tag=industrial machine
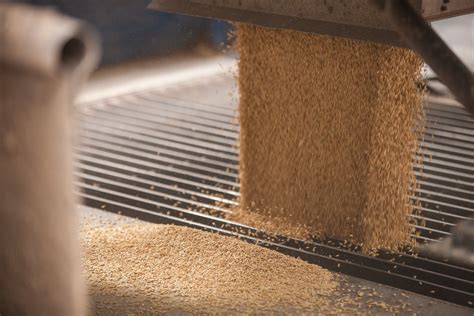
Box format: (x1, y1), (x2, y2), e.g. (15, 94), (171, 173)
(149, 0), (474, 114)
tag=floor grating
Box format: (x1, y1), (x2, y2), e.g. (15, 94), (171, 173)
(76, 70), (473, 307)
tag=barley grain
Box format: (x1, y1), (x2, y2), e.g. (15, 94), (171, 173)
(234, 24), (424, 250)
(81, 220), (414, 314)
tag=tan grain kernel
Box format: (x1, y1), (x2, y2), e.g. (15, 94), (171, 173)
(233, 24), (424, 250)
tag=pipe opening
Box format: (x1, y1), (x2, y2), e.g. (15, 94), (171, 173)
(60, 37), (86, 69)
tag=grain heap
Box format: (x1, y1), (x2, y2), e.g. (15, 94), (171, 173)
(236, 24), (424, 250)
(82, 222), (337, 314)
(81, 219), (417, 314)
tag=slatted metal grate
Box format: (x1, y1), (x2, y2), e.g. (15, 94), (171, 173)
(76, 70), (473, 307)
(414, 101), (474, 243)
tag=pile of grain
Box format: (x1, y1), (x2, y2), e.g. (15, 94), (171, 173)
(82, 222), (337, 314)
(236, 24), (424, 250)
(81, 220), (418, 314)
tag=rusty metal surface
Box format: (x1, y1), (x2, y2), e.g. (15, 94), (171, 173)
(0, 4), (99, 315)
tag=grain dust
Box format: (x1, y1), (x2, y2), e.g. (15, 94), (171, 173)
(235, 24), (424, 250)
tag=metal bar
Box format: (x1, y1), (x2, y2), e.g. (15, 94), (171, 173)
(77, 109), (239, 147)
(149, 0), (474, 47)
(77, 144), (240, 188)
(77, 154), (238, 196)
(80, 122), (239, 165)
(149, 0), (407, 47)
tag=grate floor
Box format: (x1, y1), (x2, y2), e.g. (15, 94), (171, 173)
(76, 67), (473, 307)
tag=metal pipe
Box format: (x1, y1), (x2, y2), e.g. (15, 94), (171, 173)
(0, 4), (100, 315)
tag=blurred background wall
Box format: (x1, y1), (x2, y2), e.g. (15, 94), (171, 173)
(13, 0), (231, 65)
